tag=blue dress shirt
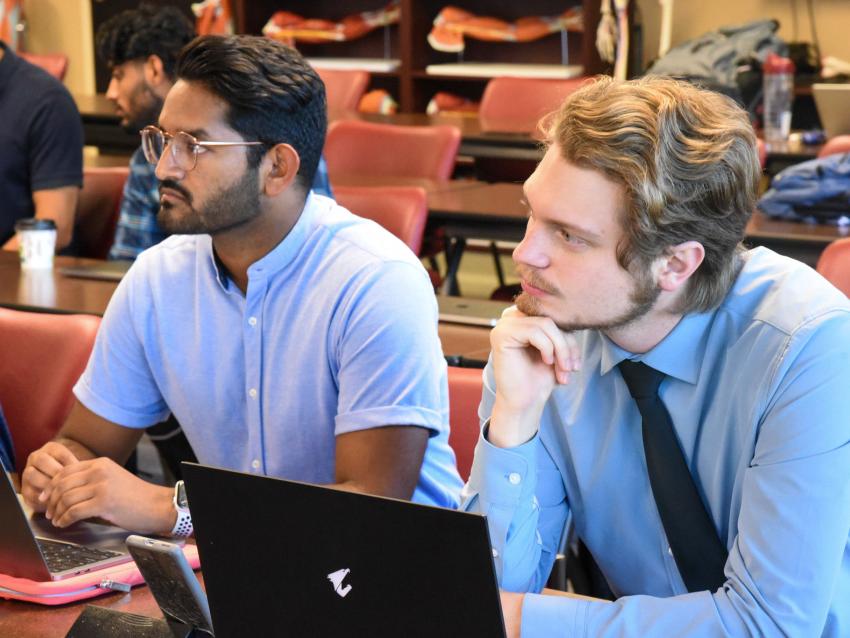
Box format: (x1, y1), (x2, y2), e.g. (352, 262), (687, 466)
(464, 247), (850, 636)
(79, 193), (463, 508)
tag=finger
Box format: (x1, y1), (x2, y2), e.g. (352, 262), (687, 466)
(530, 318), (573, 373)
(52, 498), (98, 528)
(42, 442), (80, 467)
(558, 330), (582, 370)
(20, 466), (52, 510)
(524, 326), (558, 368)
(27, 452), (71, 484)
(501, 305), (526, 319)
(48, 484), (98, 527)
(46, 467), (96, 517)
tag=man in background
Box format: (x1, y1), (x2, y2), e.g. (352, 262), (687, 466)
(0, 40), (81, 251)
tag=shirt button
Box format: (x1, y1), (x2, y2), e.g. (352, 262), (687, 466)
(492, 548), (499, 558)
(668, 546), (674, 557)
(508, 472), (522, 485)
(248, 316), (257, 327)
(251, 459), (260, 470)
(248, 388), (258, 399)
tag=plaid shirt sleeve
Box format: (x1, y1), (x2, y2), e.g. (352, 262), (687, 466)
(108, 147), (169, 261)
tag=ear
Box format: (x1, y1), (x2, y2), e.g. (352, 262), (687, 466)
(261, 143), (301, 197)
(655, 241), (705, 292)
(142, 55), (168, 92)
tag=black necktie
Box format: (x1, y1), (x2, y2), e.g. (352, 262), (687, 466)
(618, 359), (728, 592)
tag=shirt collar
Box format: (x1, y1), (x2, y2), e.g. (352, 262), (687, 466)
(203, 192), (318, 291)
(598, 309), (715, 385)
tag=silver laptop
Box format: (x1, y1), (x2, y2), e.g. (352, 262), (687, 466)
(813, 83), (850, 139)
(437, 295), (509, 327)
(0, 470), (132, 580)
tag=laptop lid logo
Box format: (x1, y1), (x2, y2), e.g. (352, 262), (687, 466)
(327, 568), (352, 598)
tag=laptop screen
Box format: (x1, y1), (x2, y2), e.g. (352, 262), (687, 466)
(183, 463), (506, 638)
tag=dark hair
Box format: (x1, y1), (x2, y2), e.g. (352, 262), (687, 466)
(548, 76), (759, 314)
(175, 35), (327, 192)
(95, 3), (195, 79)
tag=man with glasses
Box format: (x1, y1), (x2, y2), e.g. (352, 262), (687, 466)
(21, 35), (463, 536)
(96, 4), (335, 480)
(96, 4), (332, 262)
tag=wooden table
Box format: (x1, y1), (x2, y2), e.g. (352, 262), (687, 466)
(0, 252), (492, 363)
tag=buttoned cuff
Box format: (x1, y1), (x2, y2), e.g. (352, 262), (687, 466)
(521, 593), (587, 638)
(468, 421), (540, 508)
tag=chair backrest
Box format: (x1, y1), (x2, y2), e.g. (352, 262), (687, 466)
(479, 76), (588, 135)
(19, 52), (68, 81)
(333, 185), (428, 254)
(817, 135), (850, 159)
(315, 68), (370, 113)
(325, 119), (461, 181)
(0, 309), (100, 472)
(816, 237), (850, 297)
(756, 137), (767, 170)
(74, 166), (129, 259)
(447, 366), (484, 481)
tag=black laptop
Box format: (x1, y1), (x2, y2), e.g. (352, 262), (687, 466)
(183, 463), (506, 638)
(0, 470), (132, 580)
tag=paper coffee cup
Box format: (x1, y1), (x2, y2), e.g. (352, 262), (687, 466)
(15, 218), (57, 270)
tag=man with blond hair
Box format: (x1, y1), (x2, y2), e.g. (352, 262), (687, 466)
(464, 76), (850, 636)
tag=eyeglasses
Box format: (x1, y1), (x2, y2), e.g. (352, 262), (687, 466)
(140, 125), (266, 172)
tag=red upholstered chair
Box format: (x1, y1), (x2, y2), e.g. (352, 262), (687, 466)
(447, 366), (484, 481)
(478, 76), (588, 134)
(333, 185), (428, 254)
(817, 135), (850, 159)
(74, 166), (129, 259)
(816, 238), (850, 297)
(315, 68), (370, 113)
(325, 119), (461, 180)
(0, 309), (100, 472)
(19, 52), (68, 81)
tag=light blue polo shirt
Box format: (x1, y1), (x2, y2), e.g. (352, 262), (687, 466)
(75, 194), (463, 508)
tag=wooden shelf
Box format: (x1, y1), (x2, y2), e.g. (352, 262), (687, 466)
(229, 0), (605, 112)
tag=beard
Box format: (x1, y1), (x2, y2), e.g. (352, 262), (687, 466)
(120, 83), (164, 134)
(515, 264), (661, 333)
(157, 165), (262, 236)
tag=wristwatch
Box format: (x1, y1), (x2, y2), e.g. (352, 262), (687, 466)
(170, 480), (193, 537)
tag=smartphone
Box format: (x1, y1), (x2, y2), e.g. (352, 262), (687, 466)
(126, 535), (214, 636)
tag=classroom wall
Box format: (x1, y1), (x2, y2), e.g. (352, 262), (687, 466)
(20, 0), (95, 94)
(637, 0), (850, 70)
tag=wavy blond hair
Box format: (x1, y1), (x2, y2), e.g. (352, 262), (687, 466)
(547, 76), (760, 313)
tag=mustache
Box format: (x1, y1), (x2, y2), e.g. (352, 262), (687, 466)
(515, 266), (558, 295)
(159, 180), (192, 203)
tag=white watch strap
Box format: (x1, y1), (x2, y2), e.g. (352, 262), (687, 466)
(171, 509), (193, 537)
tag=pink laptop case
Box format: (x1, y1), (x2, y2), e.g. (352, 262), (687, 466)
(0, 543), (200, 605)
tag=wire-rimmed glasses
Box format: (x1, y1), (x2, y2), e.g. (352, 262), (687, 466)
(140, 125), (266, 171)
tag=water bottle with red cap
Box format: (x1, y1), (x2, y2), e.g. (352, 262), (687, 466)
(762, 52), (795, 143)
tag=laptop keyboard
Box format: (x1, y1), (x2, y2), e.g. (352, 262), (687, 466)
(37, 537), (123, 573)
